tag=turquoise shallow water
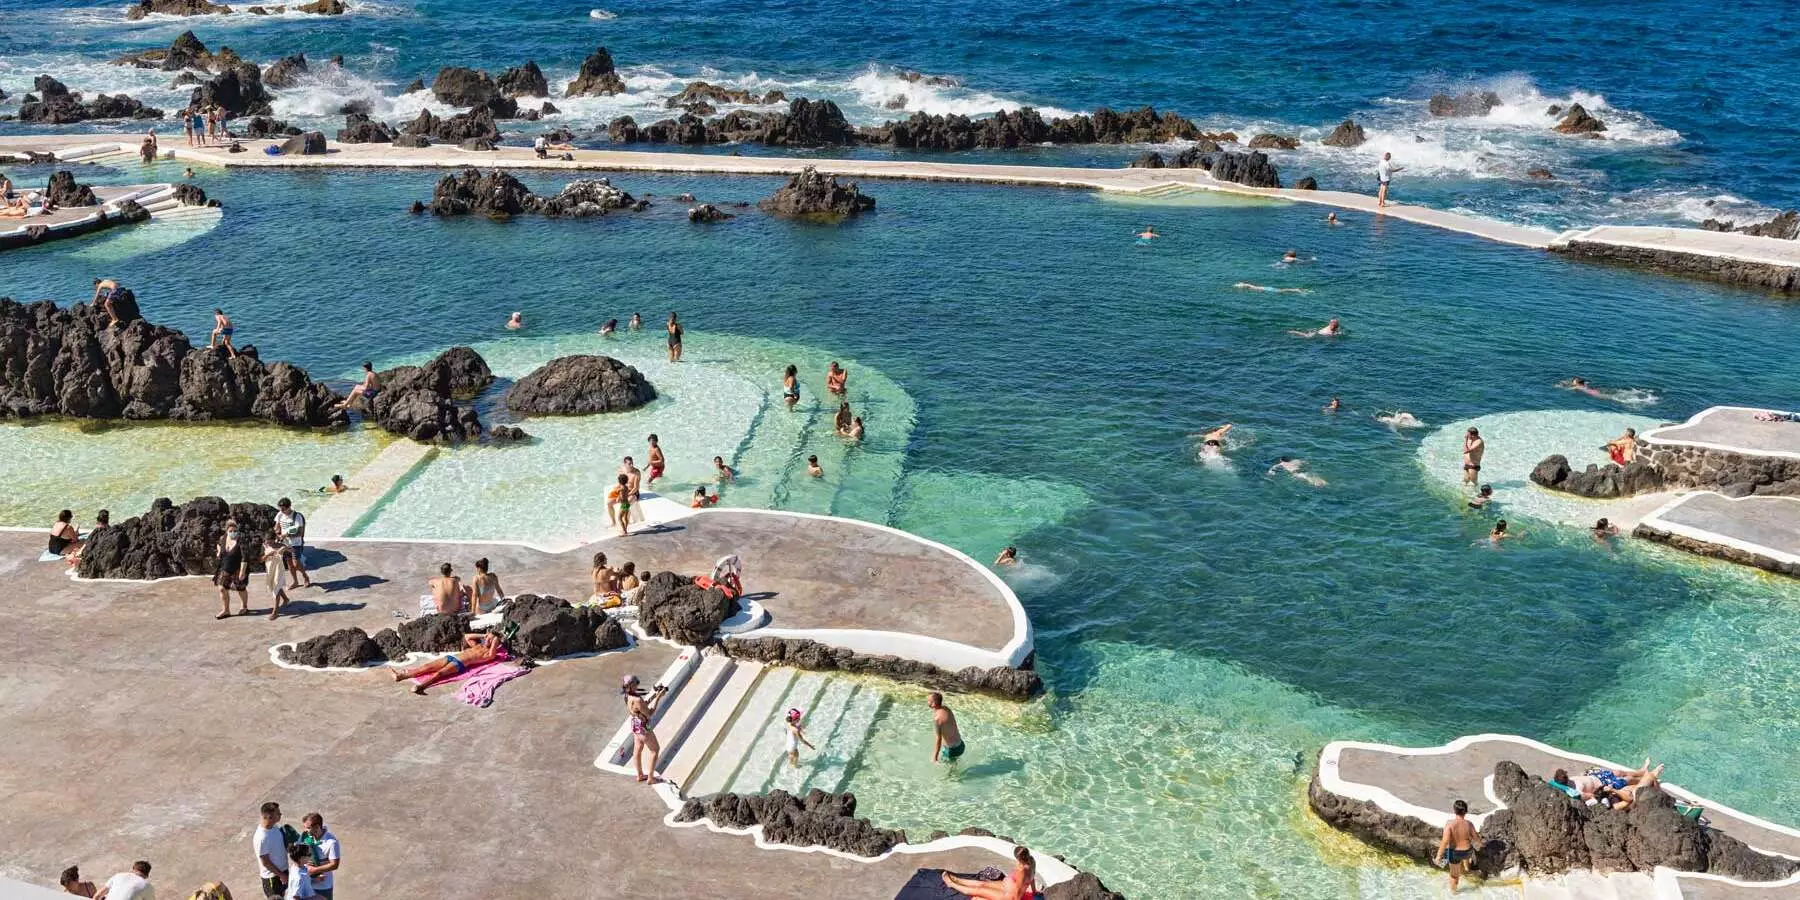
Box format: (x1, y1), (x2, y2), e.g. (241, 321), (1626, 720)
(5, 164), (1800, 896)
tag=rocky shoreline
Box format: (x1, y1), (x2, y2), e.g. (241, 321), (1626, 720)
(1531, 431), (1800, 501)
(721, 635), (1042, 700)
(1553, 238), (1800, 293)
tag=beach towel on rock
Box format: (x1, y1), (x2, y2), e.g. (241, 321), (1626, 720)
(457, 662), (530, 708)
(892, 869), (978, 900)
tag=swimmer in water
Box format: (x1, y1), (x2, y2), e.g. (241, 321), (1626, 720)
(1268, 455), (1327, 486)
(1592, 518), (1620, 542)
(1488, 520), (1514, 544)
(1323, 397), (1342, 414)
(1375, 410), (1425, 429)
(599, 318), (618, 336)
(1468, 484), (1494, 509)
(1288, 318), (1341, 337)
(1191, 423), (1234, 451)
(320, 474), (349, 494)
(1559, 377), (1604, 398)
(1234, 282), (1311, 294)
(629, 312), (642, 330)
(994, 546), (1018, 567)
(1135, 225), (1160, 240)
(713, 455), (736, 482)
(506, 311), (524, 330)
(1326, 212), (1340, 225)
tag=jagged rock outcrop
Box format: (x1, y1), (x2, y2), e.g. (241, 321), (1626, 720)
(396, 613), (472, 653)
(687, 203), (734, 223)
(111, 31), (230, 72)
(45, 170), (99, 208)
(636, 572), (733, 646)
(432, 66), (502, 107)
(426, 169), (642, 219)
(336, 113), (395, 143)
(1702, 210), (1799, 241)
(393, 132), (430, 148)
(723, 635), (1044, 700)
(1043, 874), (1127, 900)
(430, 346), (494, 398)
(402, 107), (500, 143)
(244, 115), (297, 137)
(499, 593), (628, 658)
(19, 77), (164, 124)
(606, 115), (640, 143)
(565, 46), (626, 96)
(504, 354), (655, 415)
(75, 497), (276, 580)
(1429, 90), (1502, 117)
(1247, 132), (1299, 150)
(0, 297), (347, 426)
(1207, 150), (1281, 188)
(190, 62), (273, 116)
(1529, 454), (1665, 499)
(262, 53), (309, 89)
(358, 346), (493, 443)
(296, 0), (344, 13)
(665, 81), (783, 109)
(1554, 103), (1607, 136)
(278, 131), (327, 155)
(280, 627), (385, 667)
(1129, 151), (1165, 169)
(758, 166), (875, 218)
(1294, 176), (1318, 190)
(496, 61), (548, 98)
(674, 789), (904, 857)
(125, 0), (232, 20)
(1321, 118), (1366, 148)
(856, 105), (1206, 150)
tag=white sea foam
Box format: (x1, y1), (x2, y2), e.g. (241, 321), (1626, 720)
(588, 8), (617, 20)
(843, 64), (1077, 120)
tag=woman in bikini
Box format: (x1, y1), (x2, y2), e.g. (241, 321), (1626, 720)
(391, 632), (503, 694)
(334, 362), (380, 412)
(943, 846), (1037, 900)
(621, 674), (669, 783)
(470, 557), (504, 615)
(782, 365), (800, 408)
(591, 552), (614, 599)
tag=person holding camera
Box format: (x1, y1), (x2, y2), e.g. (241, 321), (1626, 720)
(621, 674), (670, 785)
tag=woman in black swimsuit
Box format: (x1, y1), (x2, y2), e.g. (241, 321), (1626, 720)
(667, 312), (683, 362)
(47, 509), (80, 557)
(213, 519), (250, 619)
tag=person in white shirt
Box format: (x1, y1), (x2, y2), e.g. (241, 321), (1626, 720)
(274, 499), (312, 588)
(301, 812), (341, 900)
(284, 845), (317, 899)
(254, 801), (289, 899)
(533, 134), (548, 159)
(1377, 152), (1404, 209)
(94, 860), (154, 900)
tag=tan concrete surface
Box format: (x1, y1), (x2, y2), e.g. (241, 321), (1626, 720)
(1646, 492), (1800, 563)
(1647, 408), (1800, 459)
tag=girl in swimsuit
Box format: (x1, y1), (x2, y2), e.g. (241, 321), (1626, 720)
(621, 674), (669, 783)
(47, 509), (80, 558)
(782, 365), (799, 407)
(943, 846), (1036, 900)
(391, 632), (503, 694)
(713, 456), (736, 482)
(470, 557), (503, 615)
(667, 312), (683, 362)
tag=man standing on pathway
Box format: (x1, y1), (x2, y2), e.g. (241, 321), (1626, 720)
(1436, 799), (1482, 892)
(300, 812), (340, 900)
(275, 498), (311, 588)
(1377, 152), (1404, 209)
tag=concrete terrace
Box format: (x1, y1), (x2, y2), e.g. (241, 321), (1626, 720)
(1638, 492), (1800, 576)
(1320, 736), (1800, 898)
(1644, 407), (1800, 460)
(0, 520), (1042, 898)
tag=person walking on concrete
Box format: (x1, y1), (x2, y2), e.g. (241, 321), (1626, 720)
(1377, 152), (1404, 208)
(274, 498), (311, 588)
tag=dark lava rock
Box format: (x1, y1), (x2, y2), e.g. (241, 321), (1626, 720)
(496, 60), (549, 98)
(403, 106), (500, 143)
(428, 168), (533, 216)
(113, 199), (152, 224)
(172, 183), (208, 206)
(111, 31), (220, 72)
(499, 593), (628, 658)
(687, 203), (734, 223)
(565, 46), (626, 97)
(262, 53), (309, 89)
(45, 170), (99, 207)
(488, 424), (529, 442)
(280, 627), (384, 668)
(1043, 873), (1127, 900)
(372, 383), (472, 443)
(372, 627), (406, 660)
(1295, 176), (1318, 190)
(758, 166), (875, 218)
(363, 347), (493, 443)
(1321, 118), (1367, 148)
(125, 0), (232, 20)
(393, 132), (430, 148)
(1527, 167), (1555, 180)
(540, 101), (559, 116)
(1702, 210), (1799, 241)
(636, 571), (733, 646)
(533, 179), (638, 216)
(674, 790), (902, 858)
(1428, 90), (1502, 117)
(722, 635), (1044, 700)
(429, 346), (494, 399)
(403, 77), (426, 93)
(397, 613), (471, 653)
(278, 131), (327, 155)
(1207, 150), (1281, 188)
(75, 496), (276, 580)
(1529, 454), (1664, 498)
(432, 66), (501, 108)
(504, 354), (655, 415)
(191, 63), (273, 116)
(297, 0), (345, 13)
(1247, 132), (1300, 150)
(1554, 103), (1607, 136)
(607, 115), (640, 143)
(857, 105), (1199, 150)
(337, 112), (395, 144)
(1129, 151), (1165, 168)
(20, 80), (164, 124)
(665, 81), (783, 109)
(243, 115), (296, 137)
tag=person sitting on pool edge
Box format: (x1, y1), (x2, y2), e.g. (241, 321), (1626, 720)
(390, 631), (505, 694)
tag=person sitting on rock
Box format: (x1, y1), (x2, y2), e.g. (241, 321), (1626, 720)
(390, 631), (504, 694)
(428, 562), (468, 615)
(333, 363), (380, 412)
(1603, 428), (1639, 465)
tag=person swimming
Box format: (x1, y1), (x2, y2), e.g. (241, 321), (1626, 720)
(1268, 456), (1327, 486)
(1288, 318), (1342, 337)
(994, 546), (1018, 567)
(1592, 518), (1619, 542)
(1135, 225), (1160, 240)
(506, 311), (524, 330)
(1323, 397), (1342, 413)
(629, 312), (642, 330)
(1283, 249), (1299, 263)
(1192, 423), (1234, 451)
(1326, 212), (1340, 225)
(1560, 376), (1604, 398)
(1560, 378), (1662, 407)
(1468, 484), (1494, 509)
(1234, 282), (1311, 294)
(1375, 410), (1425, 428)
(319, 474), (348, 494)
(599, 318), (618, 336)
(1488, 519), (1514, 543)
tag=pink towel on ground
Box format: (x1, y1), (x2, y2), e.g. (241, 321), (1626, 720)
(457, 662), (530, 707)
(411, 658), (497, 689)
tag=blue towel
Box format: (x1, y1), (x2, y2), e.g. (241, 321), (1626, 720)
(893, 869), (973, 900)
(264, 145), (282, 156)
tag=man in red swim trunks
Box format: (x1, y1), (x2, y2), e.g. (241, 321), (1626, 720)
(646, 434), (665, 485)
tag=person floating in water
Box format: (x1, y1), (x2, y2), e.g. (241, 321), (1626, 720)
(1604, 428), (1640, 465)
(209, 308), (237, 358)
(629, 312), (642, 330)
(1280, 249), (1312, 264)
(506, 311), (524, 330)
(1488, 519), (1514, 544)
(1234, 282), (1310, 294)
(1289, 318), (1342, 337)
(320, 475), (348, 494)
(1323, 397), (1342, 414)
(806, 455), (823, 478)
(1375, 410), (1424, 428)
(994, 546), (1018, 567)
(1135, 225), (1160, 241)
(599, 318), (618, 336)
(1560, 376), (1604, 398)
(1592, 518), (1619, 542)
(1269, 456), (1327, 486)
(1468, 484), (1494, 509)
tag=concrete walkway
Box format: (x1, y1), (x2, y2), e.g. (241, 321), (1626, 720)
(1554, 227), (1800, 271)
(1637, 492), (1800, 576)
(1643, 407), (1800, 461)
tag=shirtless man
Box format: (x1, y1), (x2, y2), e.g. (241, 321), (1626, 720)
(1323, 397), (1341, 413)
(928, 692), (964, 764)
(92, 278), (122, 328)
(1135, 225), (1159, 240)
(210, 309), (237, 358)
(1269, 456), (1327, 486)
(1289, 318), (1342, 338)
(428, 562), (468, 615)
(333, 362), (380, 412)
(1462, 427), (1485, 485)
(826, 361), (847, 395)
(1604, 428), (1638, 465)
(391, 631), (502, 694)
(620, 456), (643, 499)
(1436, 799), (1481, 892)
(1560, 376), (1604, 398)
(646, 435), (666, 486)
(1234, 282), (1310, 294)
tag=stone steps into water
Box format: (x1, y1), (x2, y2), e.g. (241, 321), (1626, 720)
(683, 665), (798, 798)
(724, 671), (829, 795)
(661, 660), (764, 793)
(804, 685), (883, 795)
(648, 653), (734, 769)
(767, 678), (863, 795)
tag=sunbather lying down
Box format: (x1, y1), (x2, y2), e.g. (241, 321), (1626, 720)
(1551, 759), (1664, 810)
(391, 632), (505, 694)
(1754, 410), (1800, 423)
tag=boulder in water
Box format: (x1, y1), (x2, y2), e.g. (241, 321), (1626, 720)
(296, 0), (344, 11)
(125, 0), (233, 20)
(432, 66), (501, 108)
(1320, 118), (1366, 148)
(1207, 150), (1281, 188)
(504, 354), (655, 414)
(1247, 132), (1300, 150)
(758, 166), (875, 218)
(687, 203), (734, 223)
(262, 53), (309, 89)
(1553, 103), (1607, 136)
(1428, 90), (1502, 117)
(496, 60), (549, 98)
(190, 63), (273, 116)
(565, 46), (626, 96)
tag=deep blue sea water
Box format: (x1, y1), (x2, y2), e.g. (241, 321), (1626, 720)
(4, 3), (1800, 896)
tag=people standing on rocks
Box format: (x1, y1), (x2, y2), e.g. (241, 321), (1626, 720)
(96, 860), (155, 900)
(621, 674), (669, 784)
(506, 311), (524, 330)
(391, 631), (503, 694)
(299, 812), (339, 900)
(262, 528), (293, 620)
(646, 435), (665, 486)
(429, 562), (467, 615)
(214, 519), (251, 619)
(942, 845), (1035, 900)
(1462, 427), (1485, 485)
(275, 498), (311, 588)
(713, 456), (736, 482)
(334, 363), (380, 413)
(784, 707), (815, 768)
(48, 508), (81, 559)
(826, 361), (847, 395)
(666, 312), (683, 362)
(1435, 799), (1480, 892)
(782, 365), (800, 408)
(1604, 428), (1639, 465)
(210, 309), (237, 358)
(928, 692), (964, 764)
(470, 557), (503, 616)
(253, 801), (288, 899)
(1377, 152), (1404, 209)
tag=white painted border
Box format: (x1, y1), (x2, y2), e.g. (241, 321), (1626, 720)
(1639, 491), (1800, 568)
(1642, 406), (1800, 462)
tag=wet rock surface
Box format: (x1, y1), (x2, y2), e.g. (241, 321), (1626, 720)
(1553, 103), (1607, 136)
(1320, 118), (1367, 148)
(75, 496), (276, 580)
(425, 169), (641, 218)
(504, 354), (655, 414)
(1429, 90), (1502, 117)
(19, 77), (164, 124)
(1206, 150), (1282, 188)
(125, 0), (232, 20)
(674, 789), (904, 857)
(1702, 210), (1799, 241)
(190, 62), (274, 116)
(565, 46), (626, 97)
(722, 636), (1044, 700)
(758, 166), (875, 218)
